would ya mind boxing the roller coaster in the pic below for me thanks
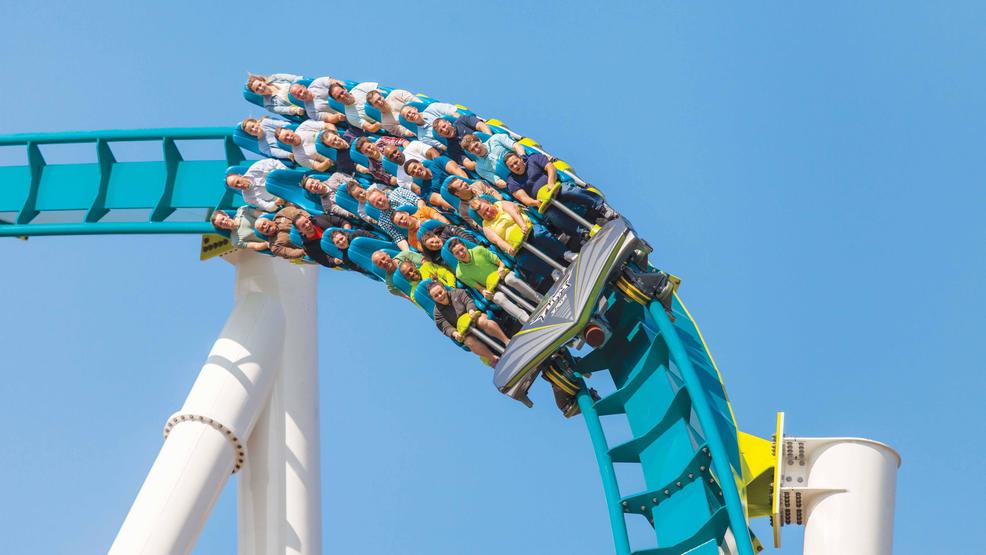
[0,76,900,555]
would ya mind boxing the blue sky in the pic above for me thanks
[0,1,982,553]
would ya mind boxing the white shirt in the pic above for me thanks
[292,120,329,170]
[243,158,287,212]
[377,89,416,136]
[257,118,291,159]
[305,76,340,120]
[403,140,435,162]
[344,81,379,128]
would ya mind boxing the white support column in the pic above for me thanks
[110,253,319,555]
[238,258,321,555]
[775,436,901,555]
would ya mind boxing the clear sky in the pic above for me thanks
[0,1,982,553]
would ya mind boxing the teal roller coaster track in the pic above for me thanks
[0,127,773,554]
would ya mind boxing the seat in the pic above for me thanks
[232,127,265,157]
[333,185,360,216]
[349,236,399,280]
[265,170,324,215]
[412,279,437,316]
[251,212,278,241]
[414,218,446,245]
[273,123,299,154]
[398,101,429,133]
[349,142,371,170]
[318,227,347,259]
[287,78,314,106]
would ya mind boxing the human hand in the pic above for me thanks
[452,331,463,342]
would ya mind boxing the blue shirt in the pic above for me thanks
[474,134,517,183]
[415,102,459,148]
[506,153,551,196]
[420,156,454,197]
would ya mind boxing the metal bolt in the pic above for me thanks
[676,481,682,488]
[640,505,646,512]
[652,498,658,504]
[622,501,628,507]
[688,473,694,479]
[664,489,670,495]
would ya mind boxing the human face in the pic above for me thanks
[400,262,421,282]
[277,129,301,146]
[384,146,404,165]
[290,84,313,101]
[368,190,390,210]
[302,177,328,194]
[211,211,236,230]
[359,141,381,160]
[466,140,487,157]
[422,233,443,252]
[505,154,525,175]
[400,105,424,124]
[367,91,386,109]
[450,241,470,262]
[226,174,250,190]
[429,284,449,304]
[256,218,277,236]
[477,202,498,220]
[331,232,350,250]
[433,118,455,138]
[392,211,411,228]
[330,86,354,105]
[320,132,348,150]
[348,182,366,202]
[372,251,395,272]
[248,79,267,95]
[295,215,315,236]
[407,161,429,179]
[242,119,261,137]
[448,178,472,200]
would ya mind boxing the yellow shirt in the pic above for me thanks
[483,202,531,249]
[420,261,456,287]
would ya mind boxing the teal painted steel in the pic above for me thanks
[0,128,241,237]
[578,387,632,555]
[0,222,214,237]
[576,294,756,555]
[0,127,759,555]
[647,300,754,555]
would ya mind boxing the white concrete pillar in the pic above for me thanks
[110,253,318,555]
[238,260,321,555]
[784,437,900,555]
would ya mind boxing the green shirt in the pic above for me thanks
[455,245,501,290]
